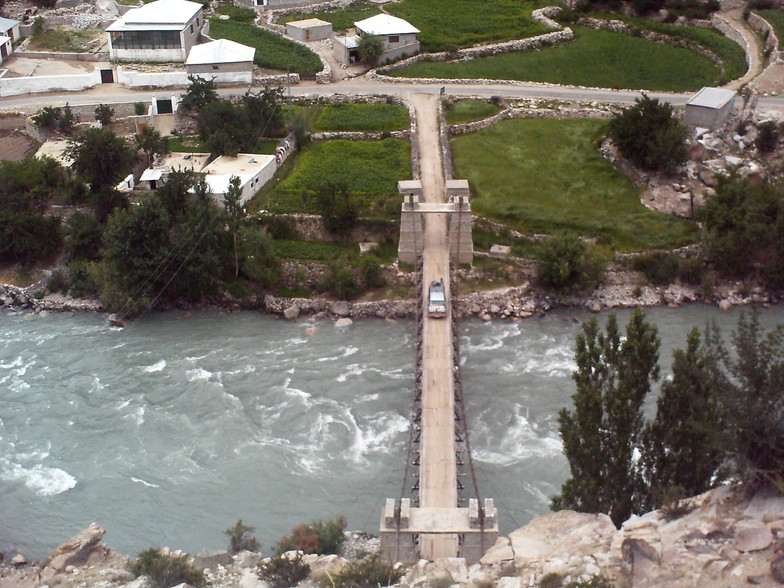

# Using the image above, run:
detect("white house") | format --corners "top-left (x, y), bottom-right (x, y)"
top-left (106, 0), bottom-right (203, 63)
top-left (286, 18), bottom-right (332, 42)
top-left (353, 14), bottom-right (419, 64)
top-left (0, 17), bottom-right (19, 63)
top-left (185, 39), bottom-right (255, 84)
top-left (140, 151), bottom-right (210, 190)
top-left (684, 87), bottom-right (736, 130)
top-left (201, 154), bottom-right (277, 205)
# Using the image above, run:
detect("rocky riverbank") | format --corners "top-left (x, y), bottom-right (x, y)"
top-left (2, 485), bottom-right (782, 587)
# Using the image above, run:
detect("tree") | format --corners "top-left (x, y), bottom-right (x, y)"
top-left (536, 232), bottom-right (604, 293)
top-left (224, 519), bottom-right (260, 555)
top-left (223, 175), bottom-right (245, 278)
top-left (305, 181), bottom-right (358, 236)
top-left (552, 310), bottom-right (660, 527)
top-left (94, 104), bottom-right (115, 127)
top-left (156, 169), bottom-right (196, 221)
top-left (241, 87), bottom-right (284, 136)
top-left (59, 103), bottom-right (77, 135)
top-left (358, 34), bottom-right (385, 65)
top-left (239, 225), bottom-right (279, 286)
top-left (67, 128), bottom-right (136, 191)
top-left (65, 210), bottom-right (102, 261)
top-left (641, 328), bottom-right (724, 510)
top-left (135, 125), bottom-right (168, 164)
top-left (607, 94), bottom-right (687, 173)
top-left (198, 99), bottom-right (255, 157)
top-left (180, 75), bottom-right (218, 112)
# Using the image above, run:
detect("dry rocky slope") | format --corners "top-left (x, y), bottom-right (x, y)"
top-left (1, 485), bottom-right (783, 587)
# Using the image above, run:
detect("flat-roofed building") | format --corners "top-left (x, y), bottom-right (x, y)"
top-left (286, 18), bottom-right (332, 42)
top-left (685, 87), bottom-right (736, 129)
top-left (35, 140), bottom-right (75, 171)
top-left (107, 0), bottom-right (203, 63)
top-left (185, 39), bottom-right (255, 84)
top-left (140, 151), bottom-right (210, 189)
top-left (201, 153), bottom-right (277, 205)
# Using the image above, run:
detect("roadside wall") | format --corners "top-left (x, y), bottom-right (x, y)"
top-left (748, 11), bottom-right (782, 62)
top-left (0, 69), bottom-right (101, 97)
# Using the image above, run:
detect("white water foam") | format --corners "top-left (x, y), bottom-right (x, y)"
top-left (0, 459), bottom-right (77, 496)
top-left (131, 477), bottom-right (160, 488)
top-left (316, 346), bottom-right (358, 363)
top-left (143, 360), bottom-right (167, 373)
top-left (186, 368), bottom-right (212, 382)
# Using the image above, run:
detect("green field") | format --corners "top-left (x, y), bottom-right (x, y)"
top-left (445, 100), bottom-right (504, 125)
top-left (261, 138), bottom-right (411, 216)
top-left (168, 136), bottom-right (277, 154)
top-left (208, 18), bottom-right (322, 74)
top-left (213, 5), bottom-right (256, 23)
top-left (315, 103), bottom-right (409, 132)
top-left (595, 14), bottom-right (748, 82)
top-left (277, 2), bottom-right (381, 31)
top-left (452, 118), bottom-right (697, 251)
top-left (758, 10), bottom-right (784, 50)
top-left (391, 26), bottom-right (720, 91)
top-left (386, 0), bottom-right (550, 52)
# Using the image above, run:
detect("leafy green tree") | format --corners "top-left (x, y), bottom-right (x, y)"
top-left (180, 75), bottom-right (218, 112)
top-left (239, 225), bottom-right (279, 286)
top-left (94, 104), bottom-right (115, 127)
top-left (705, 311), bottom-right (784, 487)
top-left (552, 310), bottom-right (660, 527)
top-left (358, 34), bottom-right (385, 64)
top-left (241, 87), bottom-right (284, 136)
top-left (607, 94), bottom-right (687, 173)
top-left (59, 103), bottom-right (77, 135)
top-left (224, 519), bottom-right (260, 554)
top-left (198, 99), bottom-right (255, 157)
top-left (156, 169), bottom-right (196, 222)
top-left (130, 548), bottom-right (204, 588)
top-left (224, 175), bottom-right (245, 278)
top-left (305, 181), bottom-right (358, 236)
top-left (67, 128), bottom-right (136, 191)
top-left (536, 232), bottom-right (604, 293)
top-left (93, 187), bottom-right (129, 225)
top-left (641, 328), bottom-right (724, 510)
top-left (135, 126), bottom-right (168, 164)
top-left (65, 211), bottom-right (102, 261)
top-left (32, 106), bottom-right (62, 130)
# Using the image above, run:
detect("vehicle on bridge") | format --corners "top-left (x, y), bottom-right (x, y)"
top-left (428, 279), bottom-right (446, 318)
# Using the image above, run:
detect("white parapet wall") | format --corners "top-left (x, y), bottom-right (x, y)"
top-left (0, 68), bottom-right (102, 97)
top-left (116, 66), bottom-right (190, 88)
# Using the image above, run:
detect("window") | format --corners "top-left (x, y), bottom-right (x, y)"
top-left (389, 35), bottom-right (399, 43)
top-left (110, 30), bottom-right (180, 50)
top-left (212, 65), bottom-right (219, 70)
top-left (190, 24), bottom-right (194, 34)
top-left (196, 18), bottom-right (200, 27)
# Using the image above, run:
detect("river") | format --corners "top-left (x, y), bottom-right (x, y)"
top-left (1, 304), bottom-right (782, 559)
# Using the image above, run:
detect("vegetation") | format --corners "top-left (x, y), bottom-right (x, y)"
top-left (358, 34), bottom-right (385, 65)
top-left (26, 25), bottom-right (98, 52)
top-left (257, 553), bottom-right (310, 588)
top-left (167, 135), bottom-right (210, 153)
top-left (329, 552), bottom-right (405, 588)
top-left (386, 0), bottom-right (550, 52)
top-left (180, 75), bottom-right (218, 112)
top-left (225, 519), bottom-right (260, 554)
top-left (536, 233), bottom-right (605, 293)
top-left (32, 104), bottom-right (77, 134)
top-left (277, 2), bottom-right (380, 31)
top-left (129, 548), bottom-right (205, 588)
top-left (444, 99), bottom-right (503, 125)
top-left (554, 309), bottom-right (784, 528)
top-left (391, 27), bottom-right (720, 91)
top-left (208, 18), bottom-right (322, 74)
top-left (758, 10), bottom-right (784, 48)
top-left (263, 139), bottom-right (410, 217)
top-left (607, 94), bottom-right (687, 173)
top-left (275, 516), bottom-right (347, 555)
top-left (213, 4), bottom-right (256, 23)
top-left (304, 181), bottom-right (358, 235)
top-left (274, 240), bottom-right (349, 262)
top-left (135, 126), bottom-right (168, 163)
top-left (66, 128), bottom-right (136, 191)
top-left (315, 103), bottom-right (408, 132)
top-left (94, 104), bottom-right (114, 127)
top-left (451, 118), bottom-right (696, 251)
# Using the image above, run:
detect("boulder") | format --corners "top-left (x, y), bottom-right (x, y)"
top-left (10, 554), bottom-right (27, 566)
top-left (302, 554), bottom-right (348, 577)
top-left (331, 301), bottom-right (350, 317)
top-left (234, 550), bottom-right (262, 569)
top-left (771, 554), bottom-right (784, 584)
top-left (735, 526), bottom-right (773, 552)
top-left (193, 550), bottom-right (233, 571)
top-left (283, 305), bottom-right (300, 320)
top-left (42, 523), bottom-right (106, 572)
top-left (335, 317), bottom-right (353, 328)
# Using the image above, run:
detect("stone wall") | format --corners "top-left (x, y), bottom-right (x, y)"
top-left (261, 213), bottom-right (396, 242)
top-left (264, 0), bottom-right (354, 25)
top-left (13, 50), bottom-right (109, 61)
top-left (254, 13), bottom-right (331, 83)
top-left (711, 12), bottom-right (752, 72)
top-left (749, 11), bottom-right (782, 62)
top-left (448, 105), bottom-right (614, 135)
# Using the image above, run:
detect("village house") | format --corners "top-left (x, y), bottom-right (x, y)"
top-left (140, 151), bottom-right (211, 190)
top-left (106, 0), bottom-right (203, 63)
top-left (185, 39), bottom-right (255, 84)
top-left (0, 17), bottom-right (20, 63)
top-left (684, 87), bottom-right (736, 129)
top-left (286, 18), bottom-right (332, 42)
top-left (353, 14), bottom-right (419, 64)
top-left (201, 154), bottom-right (277, 205)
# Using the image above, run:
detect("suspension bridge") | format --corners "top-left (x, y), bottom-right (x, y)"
top-left (379, 94), bottom-right (497, 564)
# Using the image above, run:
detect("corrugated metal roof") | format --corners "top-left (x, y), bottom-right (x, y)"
top-left (0, 16), bottom-right (19, 32)
top-left (186, 39), bottom-right (254, 65)
top-left (354, 14), bottom-right (419, 35)
top-left (687, 87), bottom-right (736, 109)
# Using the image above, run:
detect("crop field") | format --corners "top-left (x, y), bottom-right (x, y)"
top-left (451, 118), bottom-right (698, 251)
top-left (277, 3), bottom-right (381, 31)
top-left (386, 0), bottom-right (551, 52)
top-left (445, 100), bottom-right (504, 125)
top-left (391, 26), bottom-right (720, 91)
top-left (208, 18), bottom-right (322, 74)
top-left (314, 103), bottom-right (409, 132)
top-left (260, 138), bottom-right (411, 216)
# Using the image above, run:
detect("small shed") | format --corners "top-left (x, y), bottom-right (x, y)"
top-left (685, 87), bottom-right (736, 129)
top-left (186, 39), bottom-right (255, 84)
top-left (286, 18), bottom-right (332, 42)
top-left (333, 33), bottom-right (360, 65)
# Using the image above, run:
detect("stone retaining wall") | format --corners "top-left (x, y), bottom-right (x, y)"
top-left (12, 51), bottom-right (109, 61)
top-left (260, 212), bottom-right (396, 242)
top-left (749, 11), bottom-right (782, 62)
top-left (712, 12), bottom-right (752, 71)
top-left (252, 72), bottom-right (301, 85)
top-left (448, 105), bottom-right (614, 135)
top-left (254, 14), bottom-right (331, 83)
top-left (264, 0), bottom-right (353, 25)
top-left (311, 130), bottom-right (410, 140)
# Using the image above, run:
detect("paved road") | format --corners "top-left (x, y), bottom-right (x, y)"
top-left (412, 93), bottom-right (459, 560)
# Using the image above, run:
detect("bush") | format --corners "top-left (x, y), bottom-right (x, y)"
top-left (275, 516), bottom-right (347, 556)
top-left (755, 121), bottom-right (779, 153)
top-left (257, 553), bottom-right (310, 588)
top-left (129, 548), bottom-right (204, 588)
top-left (536, 233), bottom-right (604, 293)
top-left (134, 102), bottom-right (147, 115)
top-left (225, 519), bottom-right (260, 554)
top-left (330, 552), bottom-right (404, 588)
top-left (65, 260), bottom-right (99, 298)
top-left (358, 255), bottom-right (386, 288)
top-left (631, 252), bottom-right (680, 286)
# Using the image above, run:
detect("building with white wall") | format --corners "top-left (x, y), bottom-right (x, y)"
top-left (201, 154), bottom-right (277, 205)
top-left (286, 18), bottom-right (332, 42)
top-left (107, 0), bottom-right (203, 63)
top-left (185, 39), bottom-right (255, 84)
top-left (353, 14), bottom-right (419, 64)
top-left (684, 87), bottom-right (736, 129)
top-left (0, 17), bottom-right (20, 63)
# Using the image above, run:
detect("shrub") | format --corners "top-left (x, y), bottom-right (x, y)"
top-left (631, 252), bottom-right (680, 286)
top-left (358, 255), bottom-right (385, 289)
top-left (755, 121), bottom-right (779, 153)
top-left (32, 106), bottom-right (62, 129)
top-left (225, 519), bottom-right (260, 554)
top-left (536, 233), bottom-right (604, 293)
top-left (275, 516), bottom-right (347, 555)
top-left (257, 553), bottom-right (310, 588)
top-left (65, 260), bottom-right (99, 298)
top-left (330, 552), bottom-right (403, 588)
top-left (129, 548), bottom-right (204, 588)
top-left (134, 102), bottom-right (147, 115)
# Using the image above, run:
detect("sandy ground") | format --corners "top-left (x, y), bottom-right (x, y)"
top-left (2, 56), bottom-right (110, 77)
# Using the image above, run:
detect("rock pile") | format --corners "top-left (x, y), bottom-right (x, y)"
top-left (0, 284), bottom-right (103, 314)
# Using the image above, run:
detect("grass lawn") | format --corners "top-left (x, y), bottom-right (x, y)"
top-left (213, 5), bottom-right (256, 23)
top-left (314, 103), bottom-right (409, 132)
top-left (391, 26), bottom-right (720, 91)
top-left (208, 18), bottom-right (322, 74)
top-left (758, 10), bottom-right (784, 50)
top-left (277, 2), bottom-right (381, 31)
top-left (26, 27), bottom-right (99, 52)
top-left (259, 138), bottom-right (411, 216)
top-left (168, 136), bottom-right (277, 154)
top-left (452, 118), bottom-right (698, 252)
top-left (592, 14), bottom-right (748, 83)
top-left (445, 100), bottom-right (504, 125)
top-left (386, 0), bottom-right (550, 52)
